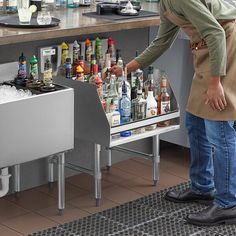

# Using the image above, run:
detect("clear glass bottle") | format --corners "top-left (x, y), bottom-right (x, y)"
top-left (107, 99), bottom-right (120, 127)
top-left (132, 86), bottom-right (147, 134)
top-left (108, 36), bottom-right (116, 67)
top-left (102, 51), bottom-right (111, 78)
top-left (43, 58), bottom-right (54, 88)
top-left (119, 81), bottom-right (131, 124)
top-left (119, 81), bottom-right (131, 137)
top-left (89, 63), bottom-right (99, 84)
top-left (144, 65), bottom-right (154, 99)
top-left (132, 82), bottom-right (147, 121)
top-left (145, 86), bottom-right (157, 131)
top-left (73, 40), bottom-right (80, 65)
top-left (118, 65), bottom-right (131, 99)
top-left (157, 76), bottom-right (171, 127)
top-left (65, 57), bottom-right (73, 80)
top-left (107, 74), bottom-right (119, 112)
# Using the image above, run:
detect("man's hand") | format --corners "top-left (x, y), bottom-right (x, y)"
top-left (205, 76), bottom-right (227, 111)
top-left (110, 65), bottom-right (123, 77)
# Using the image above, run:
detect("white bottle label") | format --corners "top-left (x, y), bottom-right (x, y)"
top-left (111, 113), bottom-right (120, 127)
top-left (146, 106), bottom-right (157, 118)
top-left (161, 101), bottom-right (170, 114)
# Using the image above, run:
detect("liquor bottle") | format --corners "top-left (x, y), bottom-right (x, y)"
top-left (29, 55), bottom-right (39, 81)
top-left (145, 85), bottom-right (157, 131)
top-left (95, 37), bottom-right (103, 69)
top-left (65, 58), bottom-right (73, 80)
top-left (95, 71), bottom-right (103, 100)
top-left (61, 42), bottom-right (69, 68)
top-left (89, 63), bottom-right (99, 84)
top-left (43, 58), bottom-right (54, 89)
top-left (72, 40), bottom-right (80, 65)
top-left (107, 74), bottom-right (119, 112)
top-left (75, 64), bottom-right (84, 81)
top-left (119, 81), bottom-right (131, 123)
top-left (118, 64), bottom-right (131, 99)
top-left (119, 81), bottom-right (131, 137)
top-left (15, 52), bottom-right (27, 85)
top-left (107, 36), bottom-right (116, 66)
top-left (84, 38), bottom-right (93, 75)
top-left (102, 68), bottom-right (110, 99)
top-left (131, 80), bottom-right (147, 121)
top-left (131, 51), bottom-right (139, 89)
top-left (116, 49), bottom-right (123, 67)
top-left (144, 65), bottom-right (154, 99)
top-left (102, 51), bottom-right (111, 78)
top-left (131, 84), bottom-right (147, 134)
top-left (131, 68), bottom-right (143, 100)
top-left (157, 76), bottom-right (171, 127)
top-left (106, 99), bottom-right (120, 127)
top-left (67, 0), bottom-right (79, 8)
top-left (6, 0), bottom-right (17, 13)
top-left (85, 38), bottom-right (92, 63)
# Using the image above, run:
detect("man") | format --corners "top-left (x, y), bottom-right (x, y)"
top-left (111, 0), bottom-right (236, 226)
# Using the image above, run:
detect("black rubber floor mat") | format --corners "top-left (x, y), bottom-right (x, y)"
top-left (28, 182), bottom-right (236, 236)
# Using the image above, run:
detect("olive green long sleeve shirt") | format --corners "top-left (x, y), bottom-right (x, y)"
top-left (136, 0), bottom-right (236, 76)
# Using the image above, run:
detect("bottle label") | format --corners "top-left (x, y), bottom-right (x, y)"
top-left (120, 99), bottom-right (131, 123)
top-left (161, 101), bottom-right (170, 114)
top-left (111, 114), bottom-right (120, 127)
top-left (146, 106), bottom-right (157, 118)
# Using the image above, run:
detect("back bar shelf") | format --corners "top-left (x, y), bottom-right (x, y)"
top-left (55, 76), bottom-right (180, 206)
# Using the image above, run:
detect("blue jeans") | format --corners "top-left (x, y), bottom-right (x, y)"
top-left (185, 111), bottom-right (236, 208)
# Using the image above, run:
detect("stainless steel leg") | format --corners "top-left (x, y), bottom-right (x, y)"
top-left (94, 144), bottom-right (102, 207)
top-left (48, 156), bottom-right (54, 189)
top-left (57, 153), bottom-right (65, 215)
top-left (106, 148), bottom-right (112, 171)
top-left (14, 164), bottom-right (20, 198)
top-left (152, 135), bottom-right (160, 186)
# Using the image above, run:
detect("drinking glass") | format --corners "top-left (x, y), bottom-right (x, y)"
top-left (37, 11), bottom-right (52, 25)
top-left (17, 0), bottom-right (32, 24)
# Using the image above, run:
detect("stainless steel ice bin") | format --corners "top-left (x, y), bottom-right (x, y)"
top-left (0, 85), bottom-right (74, 168)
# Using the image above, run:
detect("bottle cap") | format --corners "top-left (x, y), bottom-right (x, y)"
top-left (66, 58), bottom-right (71, 63)
top-left (148, 65), bottom-right (154, 74)
top-left (162, 78), bottom-right (167, 87)
top-left (76, 65), bottom-right (84, 73)
top-left (19, 52), bottom-right (26, 62)
top-left (30, 55), bottom-right (37, 64)
top-left (85, 38), bottom-right (91, 46)
top-left (61, 42), bottom-right (69, 50)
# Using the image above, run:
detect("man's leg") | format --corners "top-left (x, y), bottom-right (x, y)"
top-left (165, 112), bottom-right (214, 203)
top-left (187, 120), bottom-right (236, 226)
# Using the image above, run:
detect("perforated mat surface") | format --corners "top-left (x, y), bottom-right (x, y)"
top-left (28, 182), bottom-right (236, 236)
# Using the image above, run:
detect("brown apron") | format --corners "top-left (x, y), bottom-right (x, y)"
top-left (164, 10), bottom-right (236, 120)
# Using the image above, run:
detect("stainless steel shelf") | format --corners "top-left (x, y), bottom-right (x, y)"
top-left (55, 76), bottom-right (180, 206)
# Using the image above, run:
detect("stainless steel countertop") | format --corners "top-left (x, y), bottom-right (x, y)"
top-left (0, 3), bottom-right (160, 45)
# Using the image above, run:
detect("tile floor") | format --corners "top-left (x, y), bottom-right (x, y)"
top-left (0, 143), bottom-right (190, 235)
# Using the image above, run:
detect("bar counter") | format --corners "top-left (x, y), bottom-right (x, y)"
top-left (0, 3), bottom-right (160, 45)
